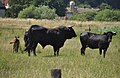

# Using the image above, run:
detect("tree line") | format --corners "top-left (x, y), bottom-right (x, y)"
top-left (6, 0), bottom-right (120, 18)
top-left (77, 0), bottom-right (120, 9)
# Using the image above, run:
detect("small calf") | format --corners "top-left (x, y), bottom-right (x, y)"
top-left (10, 36), bottom-right (20, 52)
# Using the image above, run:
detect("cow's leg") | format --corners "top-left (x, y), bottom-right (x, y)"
top-left (53, 47), bottom-right (58, 56)
top-left (99, 48), bottom-right (102, 55)
top-left (56, 48), bottom-right (60, 56)
top-left (26, 41), bottom-right (33, 56)
top-left (81, 46), bottom-right (86, 55)
top-left (28, 50), bottom-right (30, 56)
top-left (103, 49), bottom-right (107, 58)
top-left (32, 43), bottom-right (38, 56)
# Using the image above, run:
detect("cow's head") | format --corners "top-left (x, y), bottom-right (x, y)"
top-left (59, 26), bottom-right (77, 39)
top-left (104, 31), bottom-right (116, 42)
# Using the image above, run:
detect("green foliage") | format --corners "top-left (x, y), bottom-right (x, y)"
top-left (6, 4), bottom-right (25, 18)
top-left (32, 0), bottom-right (50, 6)
top-left (6, 0), bottom-right (32, 18)
top-left (77, 3), bottom-right (91, 8)
top-left (18, 5), bottom-right (36, 18)
top-left (99, 3), bottom-right (112, 10)
top-left (76, 0), bottom-right (120, 9)
top-left (94, 9), bottom-right (120, 21)
top-left (69, 11), bottom-right (97, 21)
top-left (7, 0), bottom-right (69, 18)
top-left (18, 5), bottom-right (57, 19)
top-left (49, 0), bottom-right (69, 16)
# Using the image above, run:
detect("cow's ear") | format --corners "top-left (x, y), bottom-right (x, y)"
top-left (103, 32), bottom-right (107, 35)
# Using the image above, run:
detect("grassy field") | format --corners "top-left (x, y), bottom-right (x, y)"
top-left (0, 18), bottom-right (120, 78)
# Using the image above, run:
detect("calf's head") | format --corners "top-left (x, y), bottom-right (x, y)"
top-left (104, 31), bottom-right (116, 42)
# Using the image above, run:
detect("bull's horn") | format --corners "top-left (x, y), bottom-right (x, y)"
top-left (113, 31), bottom-right (116, 35)
top-left (113, 31), bottom-right (116, 34)
top-left (68, 25), bottom-right (74, 27)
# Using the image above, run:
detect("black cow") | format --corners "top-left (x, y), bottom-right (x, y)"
top-left (80, 31), bottom-right (116, 58)
top-left (24, 25), bottom-right (77, 56)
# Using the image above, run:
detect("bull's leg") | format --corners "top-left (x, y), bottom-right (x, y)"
top-left (53, 47), bottom-right (58, 56)
top-left (26, 41), bottom-right (33, 56)
top-left (56, 49), bottom-right (60, 56)
top-left (32, 43), bottom-right (38, 56)
top-left (99, 48), bottom-right (102, 55)
top-left (81, 46), bottom-right (86, 55)
top-left (28, 50), bottom-right (30, 56)
top-left (103, 49), bottom-right (107, 58)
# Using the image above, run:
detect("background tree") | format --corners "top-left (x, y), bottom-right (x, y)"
top-left (99, 3), bottom-right (112, 10)
top-left (6, 0), bottom-right (120, 18)
top-left (6, 0), bottom-right (32, 17)
top-left (48, 0), bottom-right (69, 16)
top-left (106, 0), bottom-right (120, 9)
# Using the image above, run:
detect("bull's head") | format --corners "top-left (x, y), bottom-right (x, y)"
top-left (65, 25), bottom-right (77, 39)
top-left (104, 31), bottom-right (116, 42)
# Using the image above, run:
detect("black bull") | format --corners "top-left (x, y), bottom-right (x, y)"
top-left (80, 31), bottom-right (116, 58)
top-left (24, 25), bottom-right (77, 56)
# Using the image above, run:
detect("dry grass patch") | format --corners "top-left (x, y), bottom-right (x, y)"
top-left (0, 18), bottom-right (120, 28)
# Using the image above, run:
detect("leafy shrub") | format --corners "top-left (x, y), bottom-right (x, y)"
top-left (18, 5), bottom-right (36, 18)
top-left (77, 4), bottom-right (91, 8)
top-left (18, 5), bottom-right (57, 19)
top-left (94, 9), bottom-right (120, 21)
top-left (99, 3), bottom-right (112, 10)
top-left (69, 11), bottom-right (97, 21)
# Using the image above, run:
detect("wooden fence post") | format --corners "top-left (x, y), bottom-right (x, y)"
top-left (51, 69), bottom-right (61, 78)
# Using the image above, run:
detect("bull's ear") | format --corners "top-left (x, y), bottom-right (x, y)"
top-left (103, 32), bottom-right (107, 35)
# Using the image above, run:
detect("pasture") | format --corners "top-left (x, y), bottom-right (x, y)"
top-left (0, 18), bottom-right (120, 78)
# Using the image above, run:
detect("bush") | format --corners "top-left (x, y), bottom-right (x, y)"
top-left (99, 3), bottom-right (112, 10)
top-left (18, 5), bottom-right (36, 18)
top-left (69, 11), bottom-right (97, 21)
top-left (94, 9), bottom-right (120, 21)
top-left (18, 5), bottom-right (57, 19)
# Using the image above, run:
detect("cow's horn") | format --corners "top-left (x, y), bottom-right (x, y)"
top-left (68, 25), bottom-right (74, 27)
top-left (113, 31), bottom-right (116, 34)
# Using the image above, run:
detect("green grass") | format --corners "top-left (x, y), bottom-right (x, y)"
top-left (0, 26), bottom-right (120, 78)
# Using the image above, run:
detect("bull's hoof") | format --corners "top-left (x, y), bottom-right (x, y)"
top-left (24, 48), bottom-right (27, 51)
top-left (54, 53), bottom-right (56, 56)
top-left (81, 53), bottom-right (85, 56)
top-left (34, 54), bottom-right (37, 56)
top-left (28, 54), bottom-right (30, 56)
